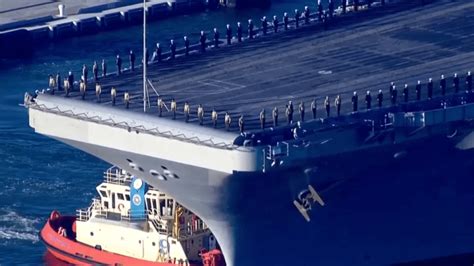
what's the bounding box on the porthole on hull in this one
[150,169,167,181]
[129,162,138,169]
[161,165,180,179]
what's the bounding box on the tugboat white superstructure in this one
[40,166,224,266]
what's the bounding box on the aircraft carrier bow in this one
[26,0,474,265]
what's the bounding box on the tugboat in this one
[40,166,225,266]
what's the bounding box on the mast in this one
[143,0,147,112]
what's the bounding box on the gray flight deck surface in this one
[52,0,474,133]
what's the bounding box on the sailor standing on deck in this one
[303,6,310,24]
[93,61,98,82]
[82,64,88,83]
[238,115,244,133]
[237,22,243,42]
[111,86,117,106]
[225,112,231,130]
[440,74,446,96]
[124,90,130,109]
[325,96,330,117]
[96,83,102,102]
[376,89,383,108]
[79,79,86,100]
[288,101,294,122]
[200,31,207,52]
[299,102,305,122]
[335,95,341,116]
[63,77,70,96]
[170,39,176,59]
[171,98,177,119]
[259,109,266,129]
[328,0,334,18]
[352,91,358,112]
[322,11,328,30]
[427,78,433,99]
[226,24,232,45]
[50,75,57,94]
[116,55,122,75]
[272,107,278,127]
[273,16,279,33]
[311,99,317,119]
[365,91,372,110]
[283,12,289,31]
[48,74,55,89]
[389,81,395,95]
[261,16,268,35]
[285,105,291,125]
[67,71,74,92]
[294,9,300,28]
[55,72,61,92]
[391,86,398,105]
[212,109,218,128]
[154,43,162,62]
[317,0,323,22]
[129,50,136,71]
[198,104,204,125]
[157,97,163,116]
[416,80,421,100]
[453,73,459,93]
[184,101,190,122]
[466,71,472,93]
[403,84,409,102]
[184,36,190,56]
[101,59,107,77]
[214,28,220,48]
[248,19,254,39]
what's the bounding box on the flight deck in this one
[41,0,474,132]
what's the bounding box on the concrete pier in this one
[0,0,206,58]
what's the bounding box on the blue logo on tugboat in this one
[130,176,147,220]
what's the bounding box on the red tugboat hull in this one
[40,211,207,266]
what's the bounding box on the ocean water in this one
[0,1,315,264]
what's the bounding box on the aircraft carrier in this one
[25,0,474,265]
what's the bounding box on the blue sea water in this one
[0,1,315,264]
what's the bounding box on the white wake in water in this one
[0,210,40,243]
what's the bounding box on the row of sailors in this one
[48,3,339,86]
[47,0,389,87]
[47,49,147,90]
[111,73,473,132]
[48,71,473,131]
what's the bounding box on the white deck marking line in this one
[210,80,247,89]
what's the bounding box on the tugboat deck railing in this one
[103,166,132,186]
